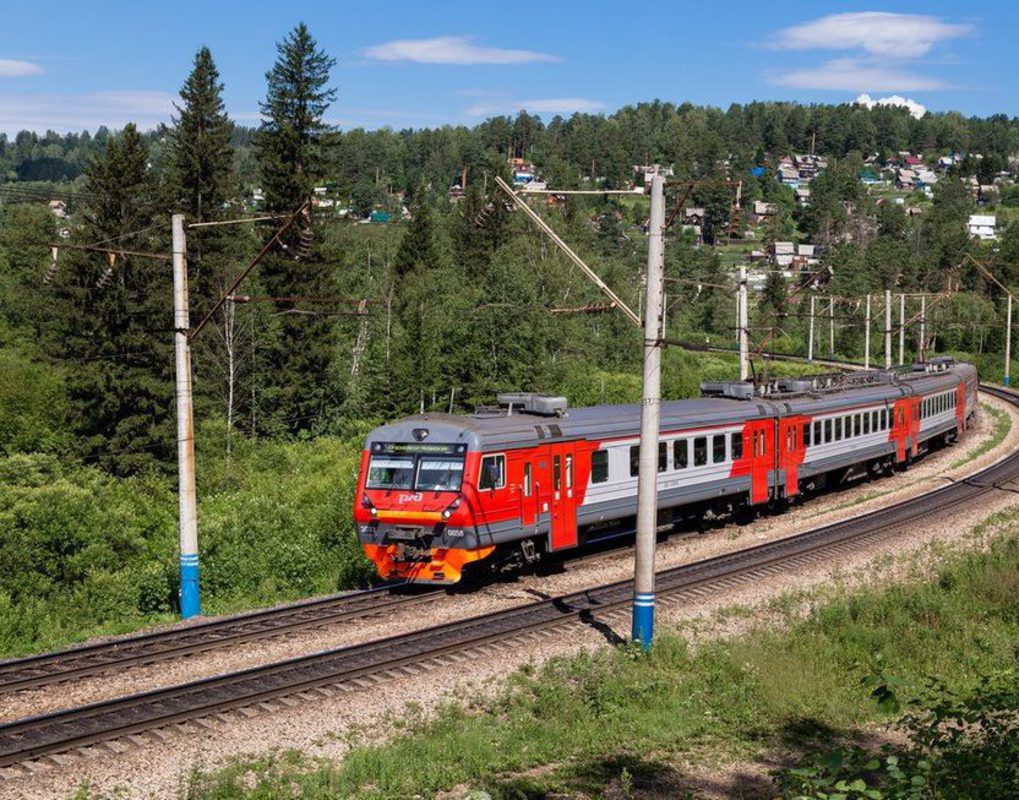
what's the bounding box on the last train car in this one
[354,358,977,583]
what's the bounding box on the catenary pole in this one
[632,171,665,650]
[899,293,905,365]
[919,296,927,361]
[172,214,200,618]
[863,294,871,369]
[885,289,892,369]
[1006,294,1013,387]
[828,296,835,357]
[738,264,749,380]
[808,295,815,361]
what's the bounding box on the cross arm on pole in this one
[189,202,310,342]
[493,176,642,327]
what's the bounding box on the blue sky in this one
[0,2,1013,135]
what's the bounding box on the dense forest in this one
[2,22,1018,653]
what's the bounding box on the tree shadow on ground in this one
[479,752,774,799]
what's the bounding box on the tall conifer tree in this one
[253,23,338,432]
[167,47,234,223]
[52,125,170,473]
[255,23,336,212]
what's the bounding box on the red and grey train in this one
[355,358,978,584]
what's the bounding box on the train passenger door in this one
[778,416,807,497]
[547,443,578,551]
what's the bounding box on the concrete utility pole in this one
[884,289,892,369]
[738,264,749,380]
[632,171,665,650]
[172,214,200,618]
[919,295,927,361]
[808,295,815,361]
[828,296,835,357]
[899,294,906,366]
[1006,294,1013,387]
[863,294,871,369]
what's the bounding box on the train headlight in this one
[441,497,462,520]
[362,494,378,517]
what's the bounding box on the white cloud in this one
[0,59,43,77]
[364,36,559,65]
[465,97,605,117]
[855,93,927,119]
[0,91,174,135]
[769,58,951,92]
[775,12,972,58]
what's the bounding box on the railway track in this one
[1,384,1015,773]
[0,583,435,694]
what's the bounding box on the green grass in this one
[950,402,1010,469]
[167,513,1019,800]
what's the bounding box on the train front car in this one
[354,416,494,583]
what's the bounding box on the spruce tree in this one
[255,23,336,212]
[166,46,233,223]
[252,23,338,432]
[51,125,170,474]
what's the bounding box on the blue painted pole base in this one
[1004,375,1011,387]
[631,592,655,650]
[180,554,201,619]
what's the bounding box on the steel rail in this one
[1,384,1013,770]
[0,583,432,694]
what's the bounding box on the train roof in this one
[365,361,976,452]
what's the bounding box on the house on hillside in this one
[978,184,999,205]
[772,241,796,266]
[509,157,539,187]
[48,200,68,219]
[968,214,997,240]
[795,187,811,206]
[859,167,881,185]
[751,200,777,225]
[682,207,706,227]
[895,169,917,191]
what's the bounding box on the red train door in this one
[547,443,578,550]
[778,416,809,497]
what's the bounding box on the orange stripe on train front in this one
[361,543,496,584]
[375,509,444,522]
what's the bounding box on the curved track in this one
[1,384,1015,771]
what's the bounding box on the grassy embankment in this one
[165,506,1019,800]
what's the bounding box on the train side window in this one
[629,446,640,477]
[694,437,708,466]
[854,415,861,437]
[863,413,870,435]
[658,442,668,472]
[824,419,831,442]
[845,416,852,436]
[871,410,878,430]
[674,440,688,469]
[553,456,561,491]
[713,435,726,463]
[880,409,886,429]
[731,431,743,459]
[814,420,821,444]
[834,417,842,440]
[803,424,811,448]
[591,451,608,484]
[565,455,574,489]
[479,454,506,490]
[523,463,533,495]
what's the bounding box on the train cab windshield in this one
[365,443,466,492]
